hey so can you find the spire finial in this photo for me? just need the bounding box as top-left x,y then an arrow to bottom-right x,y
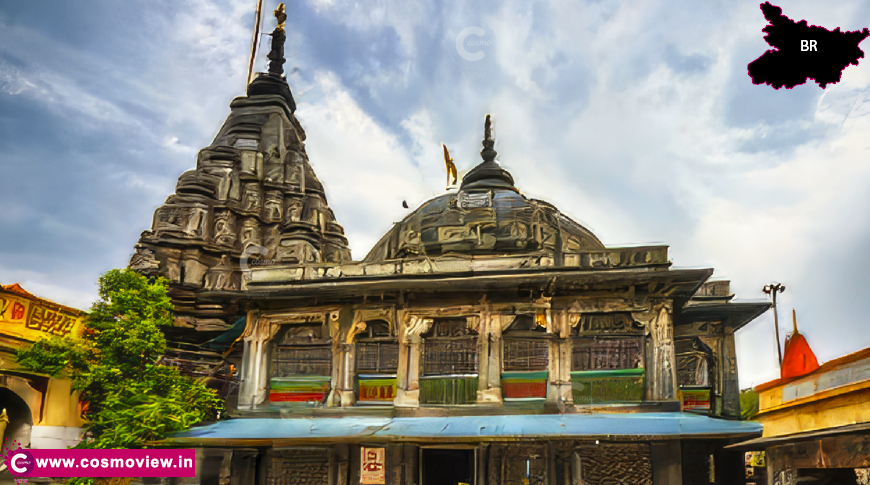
481,114 -> 497,162
246,1 -> 296,111
792,308 -> 799,335
274,3 -> 287,31
267,3 -> 287,75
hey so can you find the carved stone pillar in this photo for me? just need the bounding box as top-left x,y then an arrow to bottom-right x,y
237,312 -> 256,409
395,314 -> 432,408
238,310 -> 276,409
633,302 -> 677,401
337,312 -> 367,408
335,342 -> 355,407
545,307 -> 572,404
326,310 -> 345,407
476,312 -> 502,404
554,309 -> 573,404
721,328 -> 740,418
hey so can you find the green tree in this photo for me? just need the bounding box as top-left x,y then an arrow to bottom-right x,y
16,269 -> 222,449
740,388 -> 760,420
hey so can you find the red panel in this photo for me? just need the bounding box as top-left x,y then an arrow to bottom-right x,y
269,392 -> 328,402
503,380 -> 547,398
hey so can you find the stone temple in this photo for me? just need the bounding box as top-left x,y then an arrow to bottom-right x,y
131,8 -> 770,485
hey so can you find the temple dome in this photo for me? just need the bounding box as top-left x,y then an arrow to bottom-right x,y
363,190 -> 604,263
364,115 -> 603,263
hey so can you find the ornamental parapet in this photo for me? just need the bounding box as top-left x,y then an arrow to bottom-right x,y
242,245 -> 670,290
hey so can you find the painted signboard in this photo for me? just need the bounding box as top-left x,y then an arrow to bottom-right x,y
269,376 -> 331,403
360,447 -> 386,484
681,388 -> 711,412
0,290 -> 85,343
502,371 -> 547,399
358,376 -> 397,402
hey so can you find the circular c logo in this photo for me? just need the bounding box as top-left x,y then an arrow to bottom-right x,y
240,244 -> 270,272
456,26 -> 486,61
9,450 -> 34,477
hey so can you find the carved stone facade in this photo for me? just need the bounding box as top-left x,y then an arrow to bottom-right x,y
140,13 -> 767,484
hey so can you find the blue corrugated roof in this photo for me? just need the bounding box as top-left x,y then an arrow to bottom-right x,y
170,413 -> 761,443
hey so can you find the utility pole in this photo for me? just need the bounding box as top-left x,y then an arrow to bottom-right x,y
763,283 -> 786,367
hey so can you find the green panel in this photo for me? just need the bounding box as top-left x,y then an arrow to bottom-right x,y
571,370 -> 644,404
420,376 -> 479,404
501,371 -> 549,380
570,368 -> 645,379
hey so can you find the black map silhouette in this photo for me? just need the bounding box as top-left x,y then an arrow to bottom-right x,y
748,2 -> 870,89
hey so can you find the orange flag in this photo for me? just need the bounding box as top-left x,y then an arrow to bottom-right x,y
442,143 -> 457,187
781,309 -> 819,379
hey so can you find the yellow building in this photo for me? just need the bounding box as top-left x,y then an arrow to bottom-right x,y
0,283 -> 86,450
730,346 -> 870,484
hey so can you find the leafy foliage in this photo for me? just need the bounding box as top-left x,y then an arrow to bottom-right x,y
740,388 -> 760,420
16,269 -> 222,450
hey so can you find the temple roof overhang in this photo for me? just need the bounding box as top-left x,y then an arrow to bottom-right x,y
677,302 -> 771,331
166,413 -> 762,447
726,421 -> 870,451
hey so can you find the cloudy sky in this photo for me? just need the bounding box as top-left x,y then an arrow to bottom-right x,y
2,0 -> 870,388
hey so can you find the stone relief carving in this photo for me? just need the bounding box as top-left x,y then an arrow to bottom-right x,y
213,211 -> 237,247
154,206 -> 208,239
277,239 -> 320,264
575,314 -> 642,335
403,315 -> 434,343
204,255 -> 235,291
284,198 -> 303,224
264,191 -> 283,222
263,146 -> 284,184
240,218 -> 261,253
203,167 -> 233,201
353,307 -> 396,334
240,151 -> 262,179
129,245 -> 159,273
242,183 -> 262,213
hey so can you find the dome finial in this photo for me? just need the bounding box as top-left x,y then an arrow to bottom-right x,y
481,114 -> 497,162
267,3 -> 288,75
461,114 -> 515,191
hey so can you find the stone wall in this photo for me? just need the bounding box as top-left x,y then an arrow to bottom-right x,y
266,449 -> 329,485
577,443 -> 653,485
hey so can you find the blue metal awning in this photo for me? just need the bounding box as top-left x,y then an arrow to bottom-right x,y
168,413 -> 762,446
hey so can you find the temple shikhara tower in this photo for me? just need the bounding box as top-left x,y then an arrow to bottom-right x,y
131,5 -> 770,484
130,4 -> 351,336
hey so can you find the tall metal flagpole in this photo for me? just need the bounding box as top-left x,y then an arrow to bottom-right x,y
247,0 -> 265,87
763,283 -> 786,367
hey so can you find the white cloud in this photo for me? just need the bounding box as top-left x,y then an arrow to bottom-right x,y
297,71 -> 432,259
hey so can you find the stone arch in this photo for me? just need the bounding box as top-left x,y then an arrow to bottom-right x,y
0,387 -> 33,449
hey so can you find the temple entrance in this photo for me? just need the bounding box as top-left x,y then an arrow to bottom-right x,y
0,387 -> 33,449
421,448 -> 474,485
